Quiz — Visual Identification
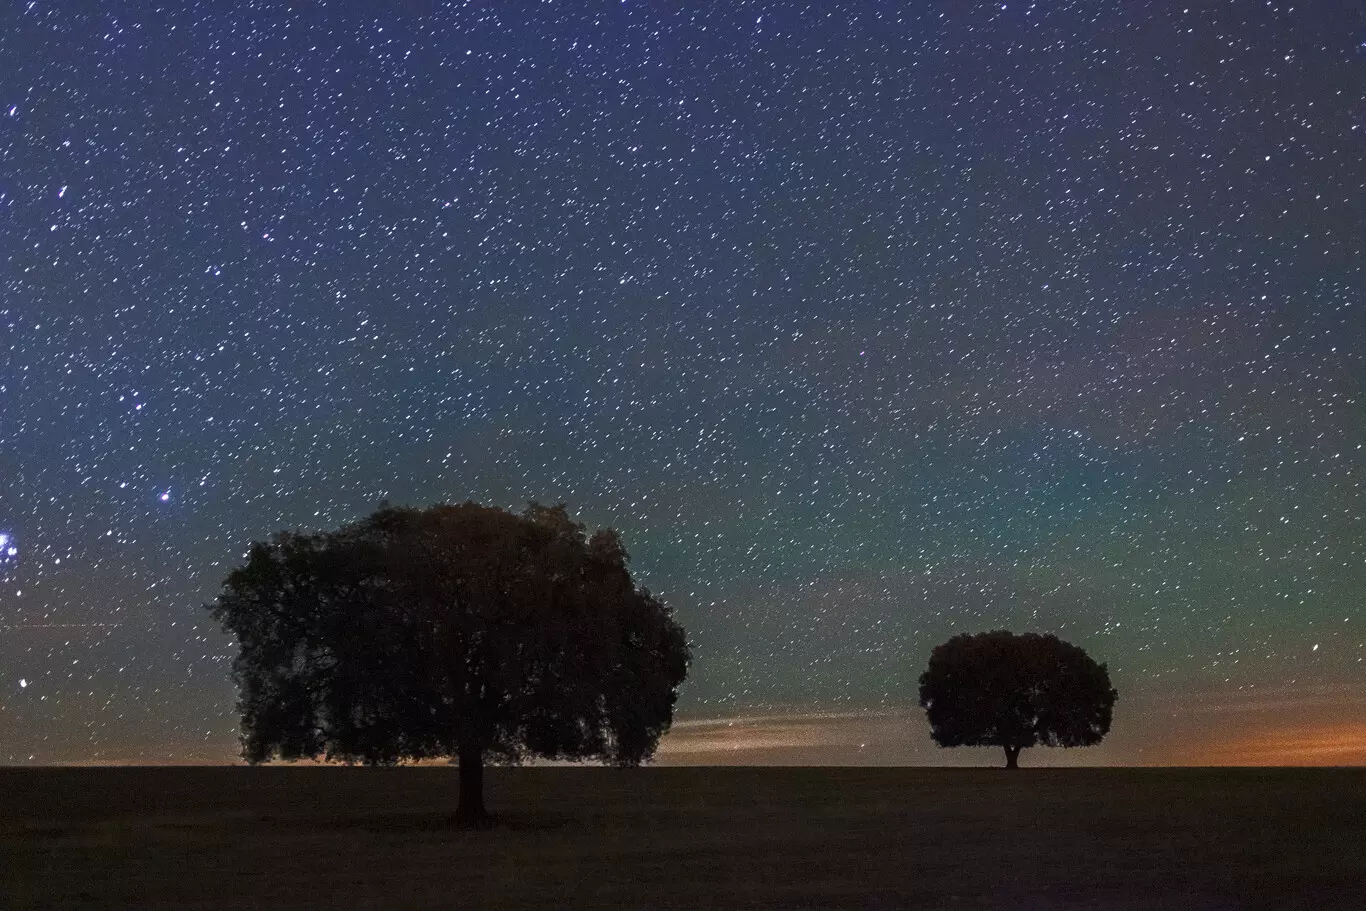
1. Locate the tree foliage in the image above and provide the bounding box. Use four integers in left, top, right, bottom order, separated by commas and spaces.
918, 630, 1117, 768
209, 501, 690, 823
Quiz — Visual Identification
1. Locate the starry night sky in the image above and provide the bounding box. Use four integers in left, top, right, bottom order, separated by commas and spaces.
2, 2, 1364, 766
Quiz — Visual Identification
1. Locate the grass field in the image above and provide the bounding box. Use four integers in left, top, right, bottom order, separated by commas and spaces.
3, 766, 1363, 910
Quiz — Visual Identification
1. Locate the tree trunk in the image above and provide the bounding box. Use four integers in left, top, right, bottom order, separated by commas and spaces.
1004, 745, 1022, 770
455, 743, 490, 828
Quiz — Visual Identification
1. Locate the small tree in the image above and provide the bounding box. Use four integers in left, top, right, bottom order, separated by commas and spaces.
918, 630, 1116, 769
209, 502, 690, 826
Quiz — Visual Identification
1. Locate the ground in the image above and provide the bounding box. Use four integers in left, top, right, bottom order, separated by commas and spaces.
2, 766, 1363, 909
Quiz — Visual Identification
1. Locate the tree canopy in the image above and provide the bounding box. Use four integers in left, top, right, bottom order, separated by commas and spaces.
917, 630, 1117, 769
209, 501, 690, 825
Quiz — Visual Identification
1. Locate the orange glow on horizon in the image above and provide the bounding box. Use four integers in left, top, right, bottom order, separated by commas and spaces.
1172, 722, 1366, 767
7, 712, 1363, 768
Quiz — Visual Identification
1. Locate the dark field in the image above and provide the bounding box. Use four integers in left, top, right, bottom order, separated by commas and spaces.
2, 767, 1363, 910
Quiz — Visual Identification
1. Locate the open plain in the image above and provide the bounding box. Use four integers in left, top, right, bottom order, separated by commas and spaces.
2, 766, 1363, 910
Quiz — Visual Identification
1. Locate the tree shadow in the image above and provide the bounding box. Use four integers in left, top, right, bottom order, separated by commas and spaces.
487, 811, 578, 832
254, 810, 579, 834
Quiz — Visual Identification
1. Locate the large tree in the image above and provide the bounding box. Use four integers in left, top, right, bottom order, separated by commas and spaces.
918, 631, 1117, 769
209, 502, 690, 826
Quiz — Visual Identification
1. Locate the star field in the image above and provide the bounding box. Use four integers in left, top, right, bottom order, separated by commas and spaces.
2, 1, 1364, 764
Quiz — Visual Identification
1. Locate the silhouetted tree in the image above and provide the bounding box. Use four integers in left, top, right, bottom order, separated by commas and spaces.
209, 502, 690, 826
918, 631, 1117, 769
